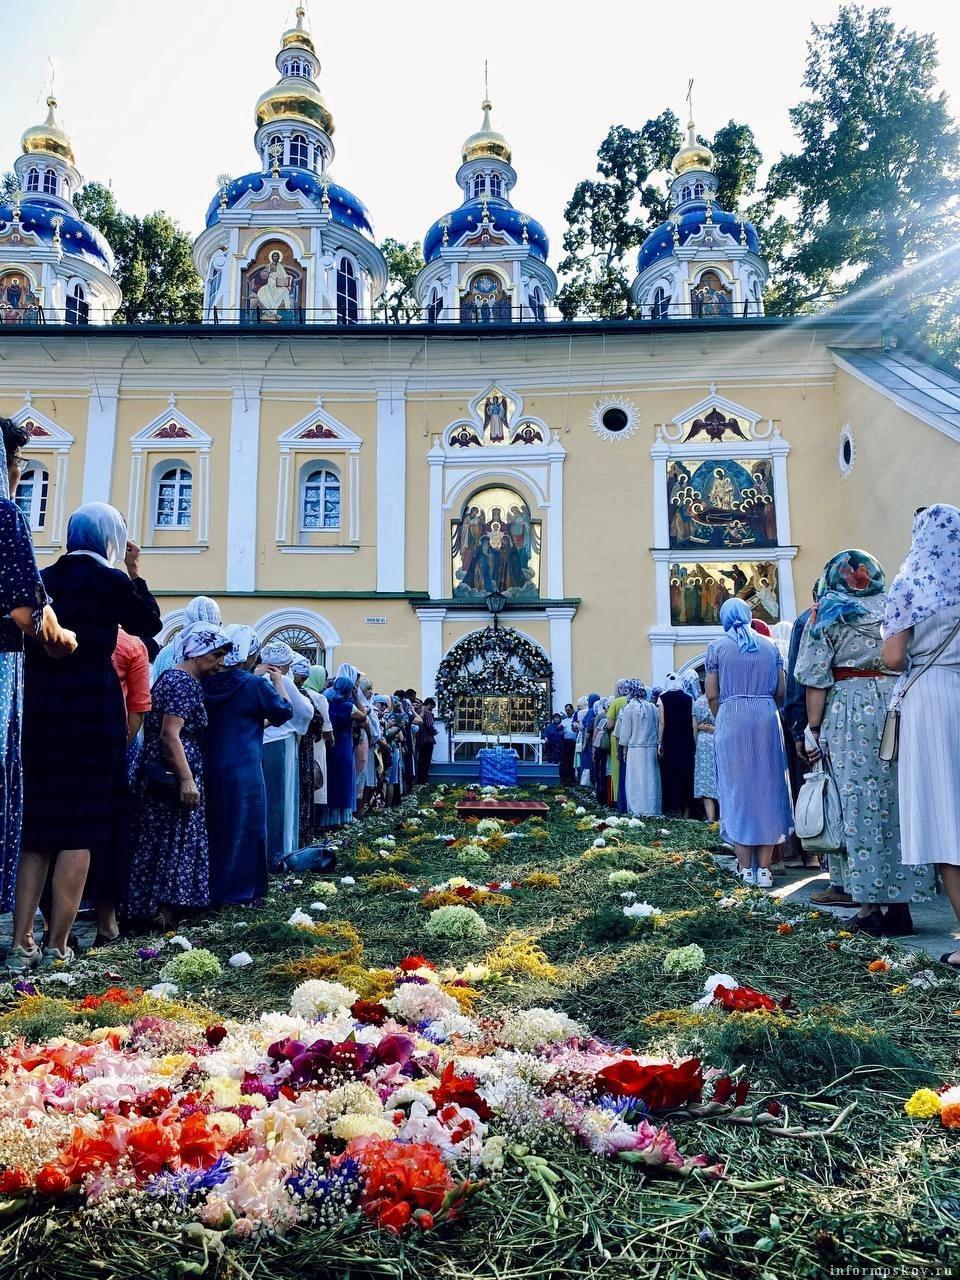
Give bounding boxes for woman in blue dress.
[0,420,75,938]
[203,625,292,905]
[325,665,367,827]
[706,598,793,889]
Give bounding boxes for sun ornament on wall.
[591,396,640,443]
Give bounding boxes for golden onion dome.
[281,5,316,54]
[672,120,713,176]
[21,96,75,166]
[255,77,334,134]
[462,100,511,165]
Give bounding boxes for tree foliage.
[764,2,960,346]
[74,182,202,324]
[378,238,424,322]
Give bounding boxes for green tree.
[557,115,766,318]
[74,182,202,324]
[378,238,424,322]
[765,2,960,344]
[1,171,18,201]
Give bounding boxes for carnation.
[290,978,360,1019]
[662,944,706,976]
[287,909,314,927]
[374,836,397,850]
[388,980,461,1025]
[457,844,491,866]
[425,905,488,943]
[310,880,339,899]
[476,819,503,836]
[331,1113,398,1142]
[904,1088,943,1120]
[608,870,641,888]
[623,901,662,919]
[159,948,223,984]
[498,1006,584,1051]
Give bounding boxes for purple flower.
[147,1155,232,1206]
[138,947,160,961]
[13,981,37,996]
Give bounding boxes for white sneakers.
[738,866,773,889]
[739,867,756,886]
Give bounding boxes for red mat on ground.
[455,798,550,822]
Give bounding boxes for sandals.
[939,952,960,970]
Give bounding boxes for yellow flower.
[891,984,909,996]
[904,1088,942,1119]
[807,911,821,919]
[209,1078,242,1108]
[837,930,852,939]
[208,1111,243,1138]
[88,1025,129,1044]
[155,1053,192,1077]
[330,1114,398,1141]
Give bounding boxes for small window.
[155,464,193,528]
[681,184,691,202]
[602,407,629,433]
[473,174,486,198]
[264,625,326,668]
[693,180,704,199]
[489,172,502,198]
[26,167,40,192]
[651,286,671,319]
[289,133,309,167]
[529,287,545,322]
[65,283,89,326]
[428,288,443,324]
[301,466,341,530]
[42,169,58,196]
[839,425,856,478]
[336,256,358,324]
[15,463,49,531]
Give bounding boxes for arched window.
[693,180,704,199]
[154,464,193,529]
[300,465,341,530]
[651,286,671,319]
[428,288,443,324]
[336,256,358,324]
[14,462,49,531]
[473,173,486,198]
[489,172,502,198]
[529,287,545,322]
[65,283,89,326]
[264,625,326,668]
[289,134,309,167]
[42,169,58,196]
[681,184,691,202]
[26,167,40,192]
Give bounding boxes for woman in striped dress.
[706,599,793,889]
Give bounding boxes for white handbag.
[795,752,844,853]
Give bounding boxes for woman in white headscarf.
[614,681,661,816]
[13,503,161,967]
[259,640,315,863]
[127,622,232,927]
[152,596,222,681]
[657,673,695,817]
[882,504,960,967]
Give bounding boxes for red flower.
[351,998,388,1025]
[126,1117,180,1179]
[712,984,778,1013]
[177,1112,222,1169]
[78,986,143,1010]
[595,1057,703,1109]
[711,1075,734,1105]
[431,1061,493,1121]
[226,1129,254,1155]
[454,885,474,899]
[35,1164,72,1196]
[338,1137,459,1234]
[0,1168,29,1194]
[205,1025,228,1048]
[398,956,435,972]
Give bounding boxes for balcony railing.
[0,299,768,328]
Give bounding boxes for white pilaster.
[81,378,120,504]
[545,434,566,598]
[427,438,445,598]
[546,606,575,710]
[376,384,406,589]
[417,605,449,761]
[226,383,262,591]
[648,631,678,685]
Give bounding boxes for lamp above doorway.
[485,589,508,627]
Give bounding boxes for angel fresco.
[452,489,540,599]
[483,395,510,443]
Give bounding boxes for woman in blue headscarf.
[324,665,367,827]
[705,598,793,889]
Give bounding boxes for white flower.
[287,909,313,927]
[229,952,253,968]
[290,979,359,1019]
[622,901,662,918]
[169,935,193,950]
[498,1007,584,1051]
[148,982,179,998]
[593,837,607,848]
[43,972,76,986]
[292,878,303,885]
[340,876,356,886]
[691,972,739,1009]
[620,891,638,902]
[716,897,738,909]
[575,806,586,816]
[309,901,330,912]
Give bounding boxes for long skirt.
[624,745,662,817]
[714,695,794,846]
[264,736,299,863]
[0,653,23,913]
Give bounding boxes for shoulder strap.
[893,617,960,707]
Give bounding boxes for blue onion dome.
[0,197,114,271]
[635,202,760,274]
[205,169,373,238]
[423,200,548,264]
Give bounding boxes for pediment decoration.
[278,402,363,453]
[444,383,550,451]
[11,402,73,449]
[130,406,212,452]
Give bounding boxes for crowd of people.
[1,413,959,968]
[0,417,439,968]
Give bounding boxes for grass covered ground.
[0,784,957,1279]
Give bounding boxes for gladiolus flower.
[595,1057,703,1109]
[867,959,891,973]
[776,923,793,935]
[35,1165,72,1195]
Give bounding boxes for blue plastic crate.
[477,747,519,787]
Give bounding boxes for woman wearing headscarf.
[126,622,231,926]
[657,673,696,817]
[302,667,334,829]
[258,640,315,862]
[614,681,661,816]
[882,505,960,965]
[325,663,368,825]
[605,680,630,808]
[0,421,76,971]
[578,693,601,787]
[417,697,438,784]
[290,657,321,845]
[592,697,611,805]
[11,503,161,967]
[687,670,719,823]
[354,676,377,814]
[202,625,293,906]
[796,550,933,934]
[706,598,793,888]
[152,596,221,680]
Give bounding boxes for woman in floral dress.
[691,692,718,821]
[795,549,934,935]
[127,622,231,928]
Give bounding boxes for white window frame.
[9,402,74,546]
[127,405,212,546]
[489,171,503,198]
[152,460,194,530]
[276,403,363,548]
[299,461,342,533]
[15,459,50,532]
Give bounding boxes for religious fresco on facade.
[0,271,41,324]
[669,561,780,626]
[668,457,777,550]
[460,271,511,324]
[241,241,304,324]
[446,389,546,449]
[691,270,732,317]
[452,485,541,598]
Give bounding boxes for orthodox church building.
[1,8,958,763]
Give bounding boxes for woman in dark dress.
[203,625,292,905]
[0,421,75,966]
[13,503,161,966]
[325,666,367,827]
[127,622,231,927]
[657,673,695,817]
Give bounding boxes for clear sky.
[3,0,959,251]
